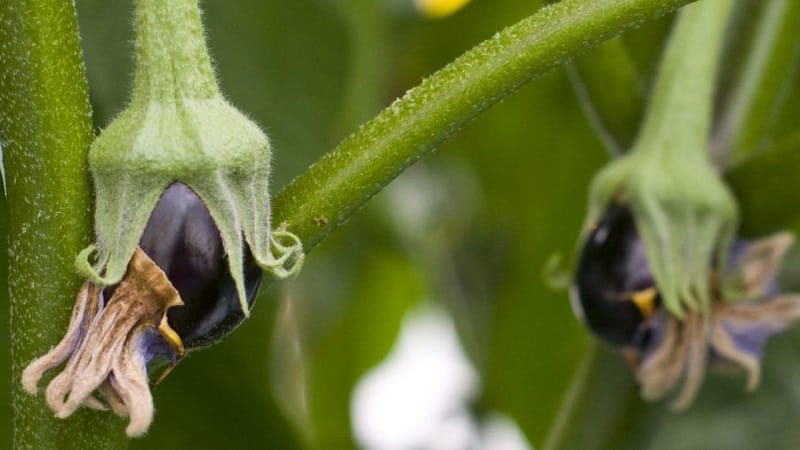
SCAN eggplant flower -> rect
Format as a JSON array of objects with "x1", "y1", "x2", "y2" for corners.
[
  {"x1": 572, "y1": 203, "x2": 800, "y2": 409},
  {"x1": 22, "y1": 0, "x2": 302, "y2": 437},
  {"x1": 23, "y1": 183, "x2": 268, "y2": 436}
]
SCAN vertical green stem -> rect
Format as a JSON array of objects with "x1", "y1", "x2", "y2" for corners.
[
  {"x1": 0, "y1": 1, "x2": 126, "y2": 449},
  {"x1": 132, "y1": 0, "x2": 218, "y2": 100},
  {"x1": 633, "y1": 0, "x2": 733, "y2": 157}
]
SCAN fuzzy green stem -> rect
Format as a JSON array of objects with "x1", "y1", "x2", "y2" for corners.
[
  {"x1": 132, "y1": 0, "x2": 218, "y2": 101},
  {"x1": 0, "y1": 1, "x2": 127, "y2": 449},
  {"x1": 633, "y1": 0, "x2": 732, "y2": 157},
  {"x1": 272, "y1": 0, "x2": 695, "y2": 249}
]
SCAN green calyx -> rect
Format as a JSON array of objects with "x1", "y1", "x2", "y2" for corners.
[
  {"x1": 76, "y1": 0, "x2": 303, "y2": 316},
  {"x1": 587, "y1": 0, "x2": 738, "y2": 318}
]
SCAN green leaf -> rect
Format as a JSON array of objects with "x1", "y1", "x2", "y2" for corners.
[
  {"x1": 726, "y1": 132, "x2": 800, "y2": 236},
  {"x1": 715, "y1": 0, "x2": 800, "y2": 163},
  {"x1": 566, "y1": 37, "x2": 645, "y2": 154},
  {"x1": 303, "y1": 250, "x2": 424, "y2": 448}
]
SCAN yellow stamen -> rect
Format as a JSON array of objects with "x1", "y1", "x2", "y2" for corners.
[
  {"x1": 158, "y1": 315, "x2": 185, "y2": 357},
  {"x1": 632, "y1": 287, "x2": 657, "y2": 318}
]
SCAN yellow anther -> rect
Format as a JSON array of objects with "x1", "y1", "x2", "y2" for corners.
[{"x1": 632, "y1": 287, "x2": 657, "y2": 318}]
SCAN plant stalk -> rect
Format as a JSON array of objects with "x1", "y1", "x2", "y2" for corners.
[{"x1": 0, "y1": 1, "x2": 127, "y2": 449}]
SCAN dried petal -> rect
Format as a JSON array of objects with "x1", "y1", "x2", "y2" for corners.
[
  {"x1": 634, "y1": 232, "x2": 800, "y2": 407},
  {"x1": 22, "y1": 248, "x2": 183, "y2": 436}
]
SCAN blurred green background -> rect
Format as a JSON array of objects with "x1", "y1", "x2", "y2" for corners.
[{"x1": 3, "y1": 0, "x2": 800, "y2": 449}]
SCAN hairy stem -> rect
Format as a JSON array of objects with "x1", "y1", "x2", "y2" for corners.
[
  {"x1": 0, "y1": 1, "x2": 126, "y2": 449},
  {"x1": 132, "y1": 0, "x2": 218, "y2": 100},
  {"x1": 272, "y1": 0, "x2": 695, "y2": 248}
]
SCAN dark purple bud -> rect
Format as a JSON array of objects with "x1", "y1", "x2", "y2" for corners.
[
  {"x1": 572, "y1": 203, "x2": 658, "y2": 347},
  {"x1": 137, "y1": 182, "x2": 262, "y2": 349}
]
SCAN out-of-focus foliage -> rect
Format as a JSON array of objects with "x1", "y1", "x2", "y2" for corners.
[
  {"x1": 1, "y1": 192, "x2": 9, "y2": 448},
  {"x1": 1, "y1": 0, "x2": 799, "y2": 449}
]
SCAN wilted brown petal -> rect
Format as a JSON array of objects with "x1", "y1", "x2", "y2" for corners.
[
  {"x1": 635, "y1": 232, "x2": 800, "y2": 408},
  {"x1": 21, "y1": 248, "x2": 183, "y2": 437}
]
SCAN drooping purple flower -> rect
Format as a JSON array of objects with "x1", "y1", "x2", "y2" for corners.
[{"x1": 572, "y1": 203, "x2": 800, "y2": 408}]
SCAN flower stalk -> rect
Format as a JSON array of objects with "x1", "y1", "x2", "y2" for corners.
[{"x1": 132, "y1": 0, "x2": 217, "y2": 100}]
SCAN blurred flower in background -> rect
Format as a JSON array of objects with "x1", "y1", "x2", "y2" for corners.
[{"x1": 414, "y1": 0, "x2": 473, "y2": 19}]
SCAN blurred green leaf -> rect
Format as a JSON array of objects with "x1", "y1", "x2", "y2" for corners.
[
  {"x1": 726, "y1": 132, "x2": 800, "y2": 236},
  {"x1": 566, "y1": 38, "x2": 644, "y2": 155},
  {"x1": 715, "y1": 0, "x2": 800, "y2": 162},
  {"x1": 303, "y1": 250, "x2": 424, "y2": 449},
  {"x1": 542, "y1": 343, "x2": 652, "y2": 450},
  {"x1": 0, "y1": 189, "x2": 10, "y2": 448}
]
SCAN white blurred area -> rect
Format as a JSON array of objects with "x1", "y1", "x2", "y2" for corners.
[{"x1": 351, "y1": 307, "x2": 532, "y2": 450}]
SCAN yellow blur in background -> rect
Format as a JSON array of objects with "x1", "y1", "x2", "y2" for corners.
[{"x1": 415, "y1": 0, "x2": 472, "y2": 19}]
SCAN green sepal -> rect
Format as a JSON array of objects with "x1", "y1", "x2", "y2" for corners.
[
  {"x1": 76, "y1": 0, "x2": 303, "y2": 317},
  {"x1": 588, "y1": 147, "x2": 738, "y2": 318}
]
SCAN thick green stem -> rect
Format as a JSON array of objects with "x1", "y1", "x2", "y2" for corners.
[
  {"x1": 132, "y1": 0, "x2": 218, "y2": 100},
  {"x1": 271, "y1": 0, "x2": 695, "y2": 249},
  {"x1": 0, "y1": 1, "x2": 126, "y2": 449}
]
